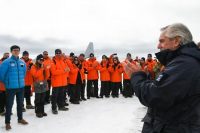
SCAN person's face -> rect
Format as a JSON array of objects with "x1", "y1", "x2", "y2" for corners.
[
  {"x1": 3, "y1": 53, "x2": 9, "y2": 58},
  {"x1": 43, "y1": 52, "x2": 48, "y2": 59},
  {"x1": 23, "y1": 54, "x2": 29, "y2": 60},
  {"x1": 90, "y1": 56, "x2": 94, "y2": 59},
  {"x1": 126, "y1": 55, "x2": 131, "y2": 61},
  {"x1": 147, "y1": 56, "x2": 152, "y2": 61},
  {"x1": 74, "y1": 59, "x2": 79, "y2": 65},
  {"x1": 38, "y1": 58, "x2": 44, "y2": 64},
  {"x1": 79, "y1": 56, "x2": 84, "y2": 61},
  {"x1": 157, "y1": 32, "x2": 181, "y2": 51},
  {"x1": 113, "y1": 59, "x2": 118, "y2": 64},
  {"x1": 140, "y1": 60, "x2": 145, "y2": 64},
  {"x1": 11, "y1": 48, "x2": 20, "y2": 57},
  {"x1": 55, "y1": 51, "x2": 62, "y2": 58}
]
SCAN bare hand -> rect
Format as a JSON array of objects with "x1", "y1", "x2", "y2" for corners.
[
  {"x1": 122, "y1": 60, "x2": 141, "y2": 78},
  {"x1": 46, "y1": 65, "x2": 51, "y2": 69},
  {"x1": 65, "y1": 67, "x2": 70, "y2": 72}
]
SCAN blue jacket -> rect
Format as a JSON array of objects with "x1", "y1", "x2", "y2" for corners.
[{"x1": 0, "y1": 55, "x2": 26, "y2": 89}]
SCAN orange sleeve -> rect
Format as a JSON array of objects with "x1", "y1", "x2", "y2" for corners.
[
  {"x1": 50, "y1": 62, "x2": 65, "y2": 76},
  {"x1": 44, "y1": 68, "x2": 50, "y2": 80},
  {"x1": 116, "y1": 64, "x2": 123, "y2": 73}
]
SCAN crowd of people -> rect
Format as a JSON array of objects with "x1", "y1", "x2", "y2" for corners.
[
  {"x1": 0, "y1": 23, "x2": 200, "y2": 132},
  {"x1": 0, "y1": 45, "x2": 163, "y2": 130}
]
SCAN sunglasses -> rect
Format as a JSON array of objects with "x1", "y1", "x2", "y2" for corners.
[{"x1": 56, "y1": 52, "x2": 61, "y2": 55}]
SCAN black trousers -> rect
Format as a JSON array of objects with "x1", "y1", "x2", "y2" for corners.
[
  {"x1": 51, "y1": 87, "x2": 65, "y2": 110},
  {"x1": 45, "y1": 80, "x2": 51, "y2": 102},
  {"x1": 24, "y1": 86, "x2": 32, "y2": 105},
  {"x1": 100, "y1": 81, "x2": 110, "y2": 97},
  {"x1": 69, "y1": 84, "x2": 81, "y2": 102},
  {"x1": 35, "y1": 92, "x2": 46, "y2": 114},
  {"x1": 0, "y1": 91, "x2": 6, "y2": 113},
  {"x1": 87, "y1": 80, "x2": 99, "y2": 98},
  {"x1": 80, "y1": 80, "x2": 86, "y2": 99},
  {"x1": 63, "y1": 85, "x2": 68, "y2": 101},
  {"x1": 111, "y1": 82, "x2": 121, "y2": 97},
  {"x1": 123, "y1": 79, "x2": 134, "y2": 97},
  {"x1": 5, "y1": 88, "x2": 24, "y2": 124}
]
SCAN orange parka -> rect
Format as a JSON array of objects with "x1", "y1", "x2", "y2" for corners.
[
  {"x1": 99, "y1": 60, "x2": 111, "y2": 81},
  {"x1": 50, "y1": 56, "x2": 69, "y2": 88},
  {"x1": 68, "y1": 63, "x2": 84, "y2": 84},
  {"x1": 43, "y1": 56, "x2": 52, "y2": 80},
  {"x1": 86, "y1": 58, "x2": 99, "y2": 80},
  {"x1": 110, "y1": 63, "x2": 123, "y2": 82},
  {"x1": 146, "y1": 59, "x2": 156, "y2": 79},
  {"x1": 80, "y1": 60, "x2": 87, "y2": 80},
  {"x1": 21, "y1": 58, "x2": 33, "y2": 86}
]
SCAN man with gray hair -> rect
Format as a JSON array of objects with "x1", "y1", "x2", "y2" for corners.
[{"x1": 123, "y1": 23, "x2": 200, "y2": 132}]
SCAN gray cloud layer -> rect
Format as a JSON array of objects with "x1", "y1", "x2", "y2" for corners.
[{"x1": 0, "y1": 34, "x2": 157, "y2": 59}]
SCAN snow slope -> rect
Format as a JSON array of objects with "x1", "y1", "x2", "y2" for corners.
[{"x1": 0, "y1": 96, "x2": 146, "y2": 133}]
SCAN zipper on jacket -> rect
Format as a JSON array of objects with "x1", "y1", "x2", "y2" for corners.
[{"x1": 16, "y1": 60, "x2": 20, "y2": 88}]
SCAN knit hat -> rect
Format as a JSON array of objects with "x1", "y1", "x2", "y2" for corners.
[
  {"x1": 36, "y1": 54, "x2": 44, "y2": 61},
  {"x1": 89, "y1": 53, "x2": 94, "y2": 57},
  {"x1": 22, "y1": 51, "x2": 29, "y2": 56},
  {"x1": 70, "y1": 52, "x2": 75, "y2": 57}
]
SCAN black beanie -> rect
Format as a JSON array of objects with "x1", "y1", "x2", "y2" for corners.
[
  {"x1": 90, "y1": 53, "x2": 94, "y2": 57},
  {"x1": 36, "y1": 54, "x2": 43, "y2": 60},
  {"x1": 23, "y1": 51, "x2": 29, "y2": 56},
  {"x1": 70, "y1": 52, "x2": 75, "y2": 57}
]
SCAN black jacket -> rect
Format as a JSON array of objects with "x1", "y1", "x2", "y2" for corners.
[{"x1": 131, "y1": 42, "x2": 200, "y2": 132}]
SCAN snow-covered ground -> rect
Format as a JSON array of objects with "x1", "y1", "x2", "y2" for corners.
[{"x1": 0, "y1": 96, "x2": 147, "y2": 133}]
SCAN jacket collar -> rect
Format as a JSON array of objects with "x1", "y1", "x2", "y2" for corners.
[{"x1": 155, "y1": 41, "x2": 199, "y2": 66}]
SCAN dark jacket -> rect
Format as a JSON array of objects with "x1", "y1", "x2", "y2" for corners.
[{"x1": 131, "y1": 42, "x2": 200, "y2": 133}]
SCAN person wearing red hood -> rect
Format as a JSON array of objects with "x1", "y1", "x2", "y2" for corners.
[
  {"x1": 86, "y1": 53, "x2": 100, "y2": 99},
  {"x1": 21, "y1": 51, "x2": 34, "y2": 111}
]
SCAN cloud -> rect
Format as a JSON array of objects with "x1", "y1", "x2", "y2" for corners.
[
  {"x1": 0, "y1": 34, "x2": 156, "y2": 60},
  {"x1": 0, "y1": 0, "x2": 200, "y2": 59}
]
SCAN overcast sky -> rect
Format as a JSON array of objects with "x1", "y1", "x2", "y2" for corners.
[{"x1": 0, "y1": 0, "x2": 200, "y2": 59}]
